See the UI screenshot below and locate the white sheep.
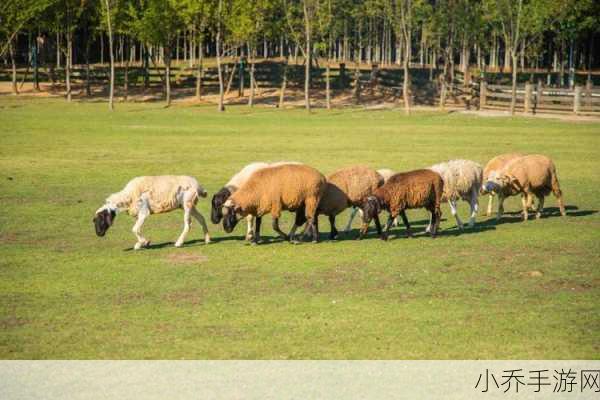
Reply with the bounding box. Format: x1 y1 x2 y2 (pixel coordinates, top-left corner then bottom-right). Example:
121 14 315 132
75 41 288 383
94 176 211 250
427 159 483 230
211 161 301 240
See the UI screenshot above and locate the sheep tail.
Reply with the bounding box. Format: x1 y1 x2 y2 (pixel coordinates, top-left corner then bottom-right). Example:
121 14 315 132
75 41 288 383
550 166 566 216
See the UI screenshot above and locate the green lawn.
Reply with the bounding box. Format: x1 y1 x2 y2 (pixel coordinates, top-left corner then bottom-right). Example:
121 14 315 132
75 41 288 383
0 97 598 359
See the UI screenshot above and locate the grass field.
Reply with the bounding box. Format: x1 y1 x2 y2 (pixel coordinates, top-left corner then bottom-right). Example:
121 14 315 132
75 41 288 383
0 97 599 359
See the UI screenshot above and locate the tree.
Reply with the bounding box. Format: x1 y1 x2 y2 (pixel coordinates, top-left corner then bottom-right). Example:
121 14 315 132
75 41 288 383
130 0 184 107
180 0 213 100
101 0 115 110
0 0 54 94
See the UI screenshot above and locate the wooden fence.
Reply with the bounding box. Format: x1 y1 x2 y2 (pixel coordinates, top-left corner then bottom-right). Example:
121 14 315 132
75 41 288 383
479 80 600 114
3 61 599 114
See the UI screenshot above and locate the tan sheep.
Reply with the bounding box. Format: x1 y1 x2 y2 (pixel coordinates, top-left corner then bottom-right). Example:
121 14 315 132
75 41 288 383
311 165 383 239
484 154 566 221
359 169 444 240
222 164 326 244
211 161 301 241
343 168 394 232
93 176 210 250
482 153 524 216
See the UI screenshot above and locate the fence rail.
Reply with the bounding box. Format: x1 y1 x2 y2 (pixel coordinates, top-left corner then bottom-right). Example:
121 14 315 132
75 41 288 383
2 62 599 114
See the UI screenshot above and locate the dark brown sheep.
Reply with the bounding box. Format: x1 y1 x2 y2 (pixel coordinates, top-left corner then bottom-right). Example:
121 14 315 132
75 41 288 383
359 169 444 240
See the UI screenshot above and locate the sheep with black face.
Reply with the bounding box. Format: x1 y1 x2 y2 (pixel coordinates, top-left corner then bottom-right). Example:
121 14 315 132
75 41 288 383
93 175 211 250
221 164 326 244
211 161 301 240
359 169 444 240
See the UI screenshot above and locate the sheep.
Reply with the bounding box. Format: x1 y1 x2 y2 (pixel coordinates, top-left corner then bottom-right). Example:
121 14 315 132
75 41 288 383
93 176 211 250
221 164 326 244
359 169 444 240
343 168 394 233
211 161 300 241
427 159 483 230
376 168 396 183
305 165 384 239
481 153 524 216
483 154 566 221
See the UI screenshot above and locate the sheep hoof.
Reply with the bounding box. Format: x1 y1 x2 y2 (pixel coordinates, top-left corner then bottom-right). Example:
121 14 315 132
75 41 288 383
290 239 301 245
380 234 388 241
174 241 183 248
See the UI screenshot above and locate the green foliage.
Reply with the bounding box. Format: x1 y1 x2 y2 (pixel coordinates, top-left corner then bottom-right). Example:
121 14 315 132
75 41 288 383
129 0 184 50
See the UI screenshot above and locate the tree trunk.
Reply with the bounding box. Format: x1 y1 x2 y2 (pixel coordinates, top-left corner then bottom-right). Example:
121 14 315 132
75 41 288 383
303 1 311 112
510 52 518 115
10 41 18 95
33 33 40 92
85 37 91 96
104 0 115 111
56 30 61 68
196 39 203 100
402 35 411 115
249 57 255 107
325 60 331 109
165 47 171 107
66 32 72 102
216 0 225 112
279 59 287 108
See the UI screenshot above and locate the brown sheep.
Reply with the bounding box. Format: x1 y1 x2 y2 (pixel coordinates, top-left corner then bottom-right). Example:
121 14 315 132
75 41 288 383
303 165 383 239
484 154 566 221
359 169 444 240
222 164 326 244
482 153 524 216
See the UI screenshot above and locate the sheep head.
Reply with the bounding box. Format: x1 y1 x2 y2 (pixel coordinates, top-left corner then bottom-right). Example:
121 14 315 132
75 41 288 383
484 172 517 195
211 187 232 224
93 207 116 237
222 199 240 233
359 196 382 235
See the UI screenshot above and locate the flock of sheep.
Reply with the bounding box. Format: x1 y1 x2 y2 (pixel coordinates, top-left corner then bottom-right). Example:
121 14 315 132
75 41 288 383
93 153 566 248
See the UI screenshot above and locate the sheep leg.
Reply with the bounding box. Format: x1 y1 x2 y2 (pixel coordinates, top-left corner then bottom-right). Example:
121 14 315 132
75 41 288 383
486 194 494 216
521 195 529 221
449 199 463 230
429 209 439 238
132 200 150 250
468 189 478 228
272 218 289 241
245 215 254 241
399 210 413 238
175 207 193 248
251 216 262 245
309 217 319 243
496 194 505 221
344 207 358 233
289 206 307 242
380 214 394 241
190 207 211 244
329 215 338 240
535 195 545 219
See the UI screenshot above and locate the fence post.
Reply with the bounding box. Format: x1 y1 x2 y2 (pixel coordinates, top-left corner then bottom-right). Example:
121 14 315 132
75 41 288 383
585 79 593 109
479 81 487 109
535 79 543 114
573 85 582 114
339 63 346 89
524 83 532 113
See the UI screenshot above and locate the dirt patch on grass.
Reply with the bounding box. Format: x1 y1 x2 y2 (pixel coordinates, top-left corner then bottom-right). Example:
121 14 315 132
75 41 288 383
114 292 146 305
165 252 208 265
540 279 597 293
0 315 29 330
163 289 204 306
